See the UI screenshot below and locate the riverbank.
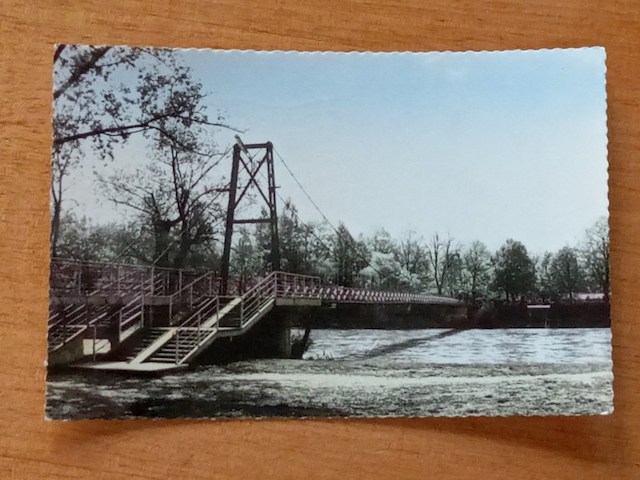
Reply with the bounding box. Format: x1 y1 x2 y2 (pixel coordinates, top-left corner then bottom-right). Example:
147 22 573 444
46 361 612 419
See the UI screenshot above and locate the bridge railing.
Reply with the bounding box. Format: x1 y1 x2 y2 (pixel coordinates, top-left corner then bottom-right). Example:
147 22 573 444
318 286 461 305
49 258 205 297
48 300 126 350
275 272 322 300
117 295 146 337
168 272 220 322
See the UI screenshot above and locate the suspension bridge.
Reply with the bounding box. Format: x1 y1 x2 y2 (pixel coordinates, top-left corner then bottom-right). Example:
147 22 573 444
48 138 463 372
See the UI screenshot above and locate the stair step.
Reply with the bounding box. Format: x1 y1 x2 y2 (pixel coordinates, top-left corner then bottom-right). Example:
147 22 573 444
155 352 192 358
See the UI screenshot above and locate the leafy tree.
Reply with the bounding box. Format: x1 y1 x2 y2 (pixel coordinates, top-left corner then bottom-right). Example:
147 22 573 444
278 201 308 274
535 251 555 301
462 241 491 301
332 223 369 287
444 251 464 298
55 214 150 263
100 138 227 268
492 239 536 301
426 233 457 295
368 229 397 255
550 247 585 302
359 251 402 290
397 230 430 289
582 217 610 301
53 45 235 154
51 45 236 256
230 228 263 283
252 202 328 277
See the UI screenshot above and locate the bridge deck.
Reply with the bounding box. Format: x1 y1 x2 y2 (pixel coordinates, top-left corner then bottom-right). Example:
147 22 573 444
49 261 462 372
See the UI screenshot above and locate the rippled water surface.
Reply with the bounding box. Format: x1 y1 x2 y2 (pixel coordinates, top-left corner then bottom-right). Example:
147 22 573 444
46 328 613 419
304 328 612 364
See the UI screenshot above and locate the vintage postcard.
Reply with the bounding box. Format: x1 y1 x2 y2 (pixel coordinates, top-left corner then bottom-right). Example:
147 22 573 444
46 46 611 419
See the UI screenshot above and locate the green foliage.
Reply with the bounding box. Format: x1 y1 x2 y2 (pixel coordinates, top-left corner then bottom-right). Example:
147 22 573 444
426 233 458 296
55 214 148 263
56 206 609 304
462 241 491 300
492 239 536 301
535 251 555 300
50 45 235 258
332 223 369 287
581 217 610 300
550 247 585 301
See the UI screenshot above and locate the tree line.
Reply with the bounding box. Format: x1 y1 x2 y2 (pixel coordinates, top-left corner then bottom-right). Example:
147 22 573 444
51 45 610 304
56 209 610 304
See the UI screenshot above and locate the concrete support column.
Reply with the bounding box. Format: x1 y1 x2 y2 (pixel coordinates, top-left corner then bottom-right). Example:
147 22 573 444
257 324 291 358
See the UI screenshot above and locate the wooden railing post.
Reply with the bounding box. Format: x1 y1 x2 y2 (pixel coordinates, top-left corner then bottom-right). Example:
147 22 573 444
175 331 180 364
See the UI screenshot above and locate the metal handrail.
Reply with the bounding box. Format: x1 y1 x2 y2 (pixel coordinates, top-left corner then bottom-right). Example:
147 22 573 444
118 295 145 332
51 257 196 273
318 285 461 304
167 272 219 321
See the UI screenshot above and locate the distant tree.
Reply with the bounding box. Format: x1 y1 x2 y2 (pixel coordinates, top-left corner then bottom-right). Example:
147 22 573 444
550 247 585 302
278 201 308 274
307 222 338 280
55 214 151 263
332 223 369 287
492 239 536 301
368 229 397 255
444 251 464 298
230 228 262 284
426 233 457 295
535 251 555 301
251 202 327 277
397 230 430 289
582 217 610 301
462 241 491 301
359 251 402 290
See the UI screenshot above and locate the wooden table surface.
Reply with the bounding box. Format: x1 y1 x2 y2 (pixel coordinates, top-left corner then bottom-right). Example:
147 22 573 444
1 1 639 478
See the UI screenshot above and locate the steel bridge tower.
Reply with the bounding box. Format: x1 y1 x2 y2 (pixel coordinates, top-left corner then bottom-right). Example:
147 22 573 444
220 137 281 295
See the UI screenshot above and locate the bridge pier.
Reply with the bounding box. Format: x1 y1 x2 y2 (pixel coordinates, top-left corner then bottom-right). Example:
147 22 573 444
260 323 292 359
238 311 292 359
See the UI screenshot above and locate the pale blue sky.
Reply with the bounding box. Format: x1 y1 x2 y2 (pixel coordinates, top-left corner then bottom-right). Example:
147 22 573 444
67 47 608 253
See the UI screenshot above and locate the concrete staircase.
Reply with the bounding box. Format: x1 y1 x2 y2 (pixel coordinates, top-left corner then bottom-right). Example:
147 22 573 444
76 272 322 372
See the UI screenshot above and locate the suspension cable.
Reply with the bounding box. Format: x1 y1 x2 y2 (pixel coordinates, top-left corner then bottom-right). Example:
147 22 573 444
272 146 392 283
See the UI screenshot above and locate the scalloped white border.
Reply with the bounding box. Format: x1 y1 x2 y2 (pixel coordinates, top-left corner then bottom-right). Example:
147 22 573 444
46 45 611 421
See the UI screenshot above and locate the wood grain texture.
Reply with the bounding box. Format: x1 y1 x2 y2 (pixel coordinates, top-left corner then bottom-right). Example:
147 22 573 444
1 1 639 478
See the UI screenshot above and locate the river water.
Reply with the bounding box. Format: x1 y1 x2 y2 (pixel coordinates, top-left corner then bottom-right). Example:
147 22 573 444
46 328 613 419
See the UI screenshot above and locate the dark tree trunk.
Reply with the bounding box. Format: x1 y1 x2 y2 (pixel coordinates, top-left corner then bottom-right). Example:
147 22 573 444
50 191 62 258
153 219 172 267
